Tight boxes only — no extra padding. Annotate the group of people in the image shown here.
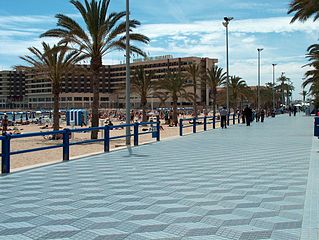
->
[288,105,298,117]
[219,105,271,128]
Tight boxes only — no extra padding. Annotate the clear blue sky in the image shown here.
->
[1,0,318,98]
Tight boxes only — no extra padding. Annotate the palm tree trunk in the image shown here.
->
[193,77,197,118]
[53,88,60,131]
[141,95,147,122]
[172,94,178,126]
[90,57,102,139]
[213,90,216,117]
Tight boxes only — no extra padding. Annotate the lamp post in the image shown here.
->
[272,63,277,110]
[125,0,131,145]
[257,48,263,111]
[223,17,233,112]
[281,72,285,106]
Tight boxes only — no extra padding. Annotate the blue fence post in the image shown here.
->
[213,116,216,129]
[1,134,11,174]
[204,116,207,131]
[227,113,230,126]
[193,117,197,133]
[63,129,70,161]
[104,125,110,152]
[238,114,241,124]
[179,119,183,136]
[233,113,236,125]
[134,122,139,146]
[156,121,160,141]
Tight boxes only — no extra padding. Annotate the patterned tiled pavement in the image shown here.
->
[0,115,315,240]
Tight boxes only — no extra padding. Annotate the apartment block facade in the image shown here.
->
[1,56,218,110]
[0,70,26,109]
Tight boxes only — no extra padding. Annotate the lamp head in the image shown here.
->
[224,17,234,22]
[257,48,264,52]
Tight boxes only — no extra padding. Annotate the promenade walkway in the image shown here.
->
[0,115,316,240]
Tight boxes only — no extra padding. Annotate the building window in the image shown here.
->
[74,97,82,101]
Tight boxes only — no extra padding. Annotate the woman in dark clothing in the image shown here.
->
[243,106,252,126]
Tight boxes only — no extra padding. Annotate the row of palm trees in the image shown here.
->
[288,0,319,108]
[130,63,258,127]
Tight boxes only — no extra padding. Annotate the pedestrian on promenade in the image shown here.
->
[260,109,265,123]
[241,109,246,124]
[244,105,252,126]
[256,110,260,122]
[168,110,173,127]
[293,106,297,116]
[219,106,228,129]
[164,111,169,124]
[2,115,8,134]
[288,106,292,116]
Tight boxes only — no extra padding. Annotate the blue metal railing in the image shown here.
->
[179,113,241,136]
[1,121,160,174]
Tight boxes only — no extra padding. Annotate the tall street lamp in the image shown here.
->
[223,17,233,112]
[257,48,263,111]
[272,64,277,110]
[281,72,285,106]
[125,0,131,145]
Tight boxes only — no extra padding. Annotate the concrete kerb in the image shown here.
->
[300,136,319,240]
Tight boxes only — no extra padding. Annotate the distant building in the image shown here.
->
[0,70,26,109]
[2,56,218,110]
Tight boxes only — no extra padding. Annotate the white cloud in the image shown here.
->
[138,16,319,38]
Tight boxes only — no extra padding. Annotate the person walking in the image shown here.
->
[260,109,265,123]
[293,106,297,116]
[243,105,252,126]
[256,110,260,122]
[241,109,246,124]
[219,106,228,129]
[2,115,8,134]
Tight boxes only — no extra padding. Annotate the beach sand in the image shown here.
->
[2,116,226,172]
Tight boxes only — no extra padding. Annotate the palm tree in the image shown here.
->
[131,66,154,122]
[286,81,295,105]
[186,63,200,117]
[301,89,308,102]
[288,0,319,23]
[41,0,149,139]
[206,66,227,117]
[19,42,83,131]
[277,73,290,105]
[260,82,277,109]
[229,76,247,110]
[303,44,319,89]
[156,71,193,126]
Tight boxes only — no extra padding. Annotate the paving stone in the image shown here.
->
[250,216,302,230]
[216,225,272,239]
[164,222,218,237]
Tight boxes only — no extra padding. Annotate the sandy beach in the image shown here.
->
[1,115,226,172]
